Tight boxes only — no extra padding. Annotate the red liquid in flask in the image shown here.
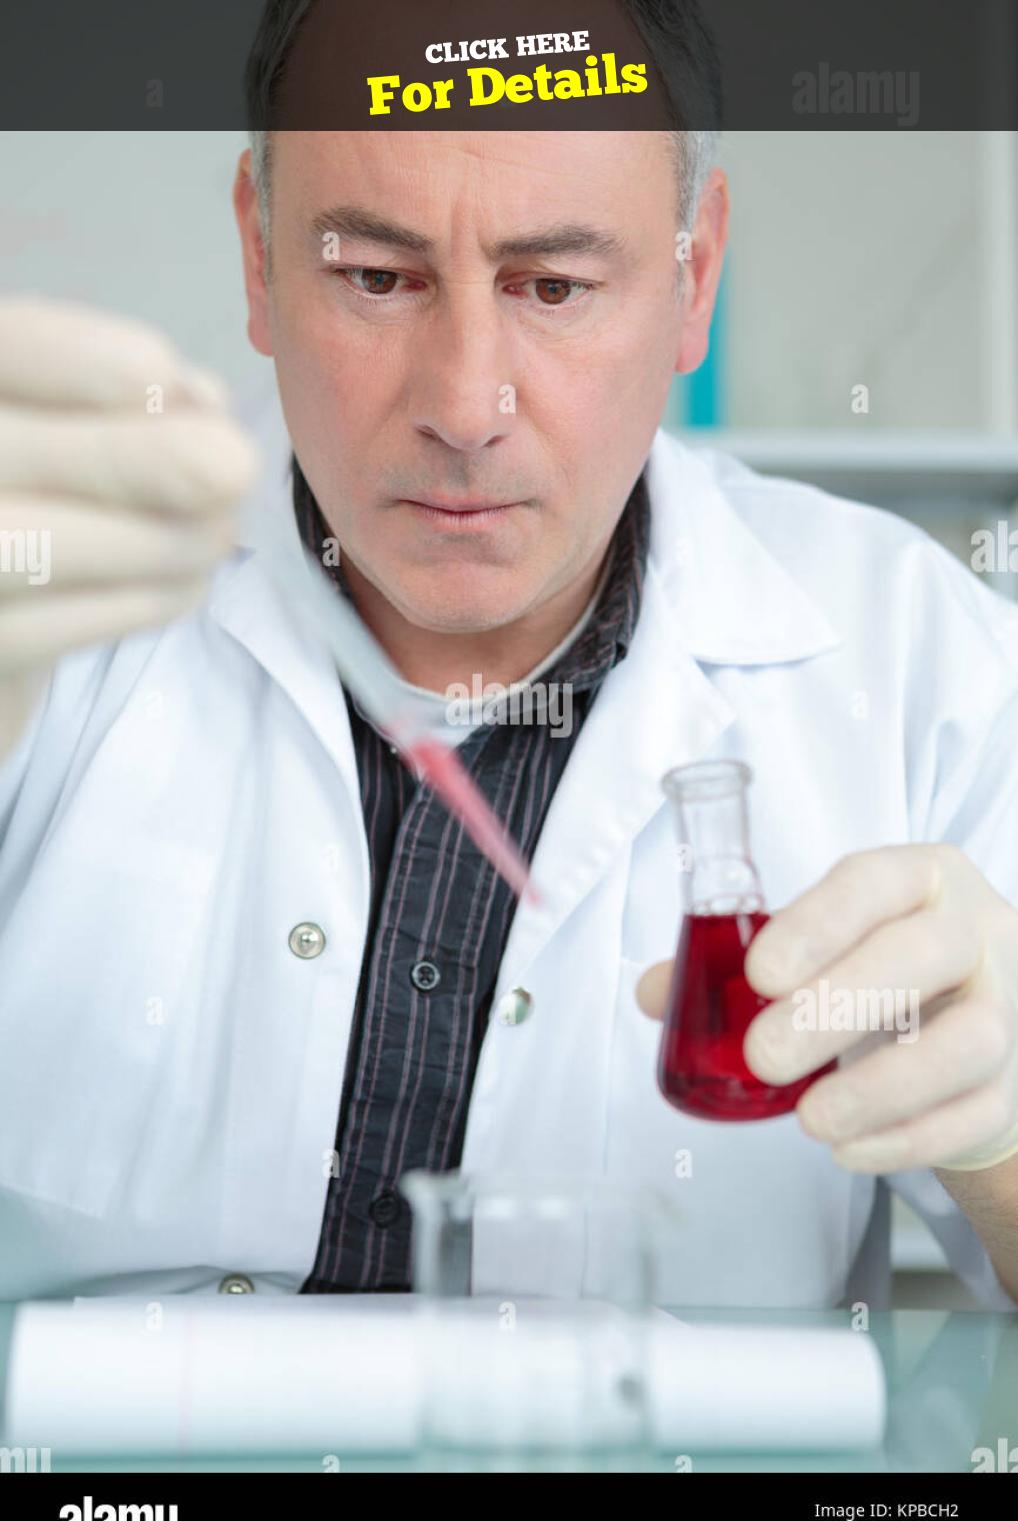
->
[657,910,836,1120]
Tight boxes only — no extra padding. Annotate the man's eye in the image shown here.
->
[530,278,590,307]
[345,267,404,297]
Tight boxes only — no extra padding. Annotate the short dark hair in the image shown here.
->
[244,0,316,133]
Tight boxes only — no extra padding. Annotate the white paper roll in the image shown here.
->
[6,1297,419,1456]
[3,1296,886,1456]
[647,1316,887,1451]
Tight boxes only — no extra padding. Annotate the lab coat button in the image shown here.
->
[289,922,326,959]
[494,987,533,1027]
[410,959,441,991]
[218,1273,255,1294]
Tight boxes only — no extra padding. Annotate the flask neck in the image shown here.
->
[675,787,764,916]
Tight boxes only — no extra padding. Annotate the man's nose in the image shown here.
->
[410,286,516,452]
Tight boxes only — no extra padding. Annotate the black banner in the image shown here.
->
[0,0,1014,129]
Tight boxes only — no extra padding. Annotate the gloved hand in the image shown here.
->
[0,297,260,762]
[638,844,1018,1172]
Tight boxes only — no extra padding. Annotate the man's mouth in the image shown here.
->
[398,497,524,526]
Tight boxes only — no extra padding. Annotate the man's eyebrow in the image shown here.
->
[489,223,626,260]
[309,206,626,261]
[311,206,433,254]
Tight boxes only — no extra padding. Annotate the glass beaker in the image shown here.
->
[399,1169,666,1472]
[657,758,836,1120]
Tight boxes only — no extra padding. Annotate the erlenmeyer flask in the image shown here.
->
[657,759,835,1120]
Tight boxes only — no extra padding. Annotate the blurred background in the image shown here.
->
[2,129,1015,1307]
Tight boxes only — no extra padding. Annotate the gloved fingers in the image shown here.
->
[794,995,1015,1147]
[828,1075,1018,1173]
[0,494,236,598]
[0,297,224,411]
[0,406,260,518]
[0,577,212,674]
[746,844,948,998]
[745,904,983,1085]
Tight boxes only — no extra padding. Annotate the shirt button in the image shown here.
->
[494,987,534,1027]
[369,1189,401,1228]
[218,1273,255,1294]
[410,959,441,991]
[288,922,326,959]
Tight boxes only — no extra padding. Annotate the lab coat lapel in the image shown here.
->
[207,463,366,827]
[211,385,369,825]
[492,430,843,994]
[493,558,734,992]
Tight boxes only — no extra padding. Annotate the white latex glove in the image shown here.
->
[0,297,260,761]
[638,844,1018,1172]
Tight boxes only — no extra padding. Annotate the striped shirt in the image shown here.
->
[292,461,650,1291]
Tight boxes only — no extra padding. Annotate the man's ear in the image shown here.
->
[233,149,274,358]
[674,167,730,377]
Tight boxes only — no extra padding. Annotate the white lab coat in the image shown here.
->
[2,409,1017,1310]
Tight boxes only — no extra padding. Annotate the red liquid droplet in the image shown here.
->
[657,911,836,1121]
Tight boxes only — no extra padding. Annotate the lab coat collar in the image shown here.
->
[212,420,842,701]
[643,429,842,666]
[206,419,844,822]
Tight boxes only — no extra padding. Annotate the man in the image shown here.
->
[2,48,1018,1307]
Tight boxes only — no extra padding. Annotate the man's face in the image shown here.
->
[240,131,703,635]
